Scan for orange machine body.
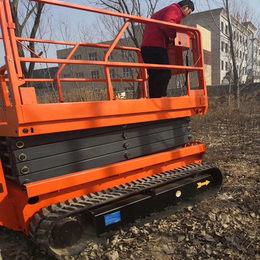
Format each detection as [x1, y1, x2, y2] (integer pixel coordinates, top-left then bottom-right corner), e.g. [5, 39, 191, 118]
[0, 0, 207, 235]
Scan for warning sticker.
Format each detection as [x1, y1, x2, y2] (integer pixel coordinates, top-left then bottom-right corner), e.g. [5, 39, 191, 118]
[104, 211, 121, 226]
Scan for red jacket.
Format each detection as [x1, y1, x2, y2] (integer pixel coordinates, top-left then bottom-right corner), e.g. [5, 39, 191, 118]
[141, 4, 184, 48]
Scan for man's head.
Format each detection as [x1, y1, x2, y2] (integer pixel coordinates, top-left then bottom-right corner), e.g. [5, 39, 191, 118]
[178, 0, 194, 17]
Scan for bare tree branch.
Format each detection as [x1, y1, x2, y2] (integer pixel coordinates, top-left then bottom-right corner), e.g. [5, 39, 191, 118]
[10, 1, 45, 79]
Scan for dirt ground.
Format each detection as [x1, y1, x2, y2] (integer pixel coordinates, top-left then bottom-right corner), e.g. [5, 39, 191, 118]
[0, 96, 259, 260]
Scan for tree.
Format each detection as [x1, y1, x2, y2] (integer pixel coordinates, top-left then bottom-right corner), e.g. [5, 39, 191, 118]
[87, 0, 162, 98]
[10, 0, 45, 78]
[196, 0, 257, 109]
[224, 0, 240, 108]
[92, 0, 160, 48]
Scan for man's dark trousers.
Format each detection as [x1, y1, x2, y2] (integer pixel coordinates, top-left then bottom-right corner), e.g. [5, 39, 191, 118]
[141, 46, 171, 98]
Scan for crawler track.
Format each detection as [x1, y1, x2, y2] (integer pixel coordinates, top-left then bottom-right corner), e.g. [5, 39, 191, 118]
[29, 164, 222, 259]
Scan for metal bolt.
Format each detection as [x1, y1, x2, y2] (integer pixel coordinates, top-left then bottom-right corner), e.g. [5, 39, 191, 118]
[122, 132, 128, 139]
[22, 128, 29, 134]
[18, 153, 27, 162]
[123, 142, 129, 149]
[21, 166, 30, 175]
[16, 141, 24, 149]
[124, 152, 130, 159]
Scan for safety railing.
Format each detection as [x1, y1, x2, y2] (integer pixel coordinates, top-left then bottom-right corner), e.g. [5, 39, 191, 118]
[0, 0, 207, 137]
[0, 0, 205, 102]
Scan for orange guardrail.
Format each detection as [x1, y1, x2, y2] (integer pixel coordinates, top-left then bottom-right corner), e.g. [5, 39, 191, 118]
[0, 0, 207, 137]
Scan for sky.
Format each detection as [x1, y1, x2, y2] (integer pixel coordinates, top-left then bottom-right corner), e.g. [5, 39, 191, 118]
[1, 0, 260, 67]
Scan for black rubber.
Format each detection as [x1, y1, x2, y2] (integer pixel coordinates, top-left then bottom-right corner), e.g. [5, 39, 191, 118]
[29, 164, 223, 259]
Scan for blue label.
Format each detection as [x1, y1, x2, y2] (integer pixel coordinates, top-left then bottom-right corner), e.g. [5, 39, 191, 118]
[104, 211, 121, 226]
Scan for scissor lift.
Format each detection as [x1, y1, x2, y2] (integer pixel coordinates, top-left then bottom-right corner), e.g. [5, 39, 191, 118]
[0, 0, 222, 258]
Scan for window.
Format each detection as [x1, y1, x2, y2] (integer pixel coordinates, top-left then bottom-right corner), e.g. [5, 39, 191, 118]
[121, 50, 131, 59]
[63, 74, 71, 77]
[123, 68, 132, 78]
[76, 72, 84, 78]
[104, 51, 113, 61]
[240, 35, 242, 43]
[221, 60, 224, 70]
[225, 62, 228, 71]
[225, 25, 228, 35]
[221, 22, 224, 32]
[91, 70, 99, 79]
[225, 43, 228, 53]
[110, 69, 115, 79]
[237, 49, 239, 57]
[237, 33, 239, 42]
[240, 51, 242, 59]
[245, 54, 247, 61]
[234, 31, 236, 40]
[89, 52, 98, 61]
[221, 41, 224, 52]
[74, 55, 82, 60]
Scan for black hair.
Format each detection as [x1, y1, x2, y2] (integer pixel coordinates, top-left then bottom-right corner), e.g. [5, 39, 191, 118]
[178, 0, 195, 11]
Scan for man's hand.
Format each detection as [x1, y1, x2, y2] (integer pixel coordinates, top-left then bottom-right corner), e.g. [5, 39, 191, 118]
[167, 37, 175, 46]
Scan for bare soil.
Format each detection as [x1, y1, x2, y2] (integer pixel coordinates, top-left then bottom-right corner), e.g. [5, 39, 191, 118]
[0, 96, 259, 260]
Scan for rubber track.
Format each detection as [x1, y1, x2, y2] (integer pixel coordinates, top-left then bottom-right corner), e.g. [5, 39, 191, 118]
[29, 164, 213, 253]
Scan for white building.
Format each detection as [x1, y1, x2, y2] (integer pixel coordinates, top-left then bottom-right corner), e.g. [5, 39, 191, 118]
[183, 8, 260, 85]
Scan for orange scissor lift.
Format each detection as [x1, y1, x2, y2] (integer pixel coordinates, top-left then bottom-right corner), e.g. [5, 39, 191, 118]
[0, 0, 222, 258]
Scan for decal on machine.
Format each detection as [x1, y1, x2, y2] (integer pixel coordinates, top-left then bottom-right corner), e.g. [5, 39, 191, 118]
[104, 211, 121, 226]
[197, 180, 210, 189]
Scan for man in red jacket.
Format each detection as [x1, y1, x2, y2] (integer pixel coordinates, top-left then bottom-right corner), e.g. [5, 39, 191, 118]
[141, 0, 194, 98]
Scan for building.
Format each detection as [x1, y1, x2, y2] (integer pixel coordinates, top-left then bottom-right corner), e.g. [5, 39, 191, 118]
[183, 8, 260, 85]
[56, 27, 212, 98]
[56, 37, 141, 96]
[55, 7, 260, 93]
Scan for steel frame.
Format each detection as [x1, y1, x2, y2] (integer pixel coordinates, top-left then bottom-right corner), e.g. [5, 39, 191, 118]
[0, 0, 208, 236]
[0, 0, 207, 137]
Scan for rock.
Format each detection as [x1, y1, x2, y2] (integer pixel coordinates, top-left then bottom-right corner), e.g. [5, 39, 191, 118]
[185, 246, 197, 257]
[164, 249, 175, 255]
[111, 235, 120, 247]
[106, 251, 119, 260]
[178, 235, 186, 242]
[130, 226, 139, 235]
[244, 191, 250, 196]
[250, 212, 256, 218]
[89, 251, 96, 259]
[206, 249, 212, 255]
[208, 212, 216, 221]
[224, 249, 233, 255]
[162, 244, 169, 251]
[123, 238, 135, 244]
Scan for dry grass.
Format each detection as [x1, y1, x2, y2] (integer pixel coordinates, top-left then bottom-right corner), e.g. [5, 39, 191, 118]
[36, 87, 138, 104]
[37, 88, 109, 103]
